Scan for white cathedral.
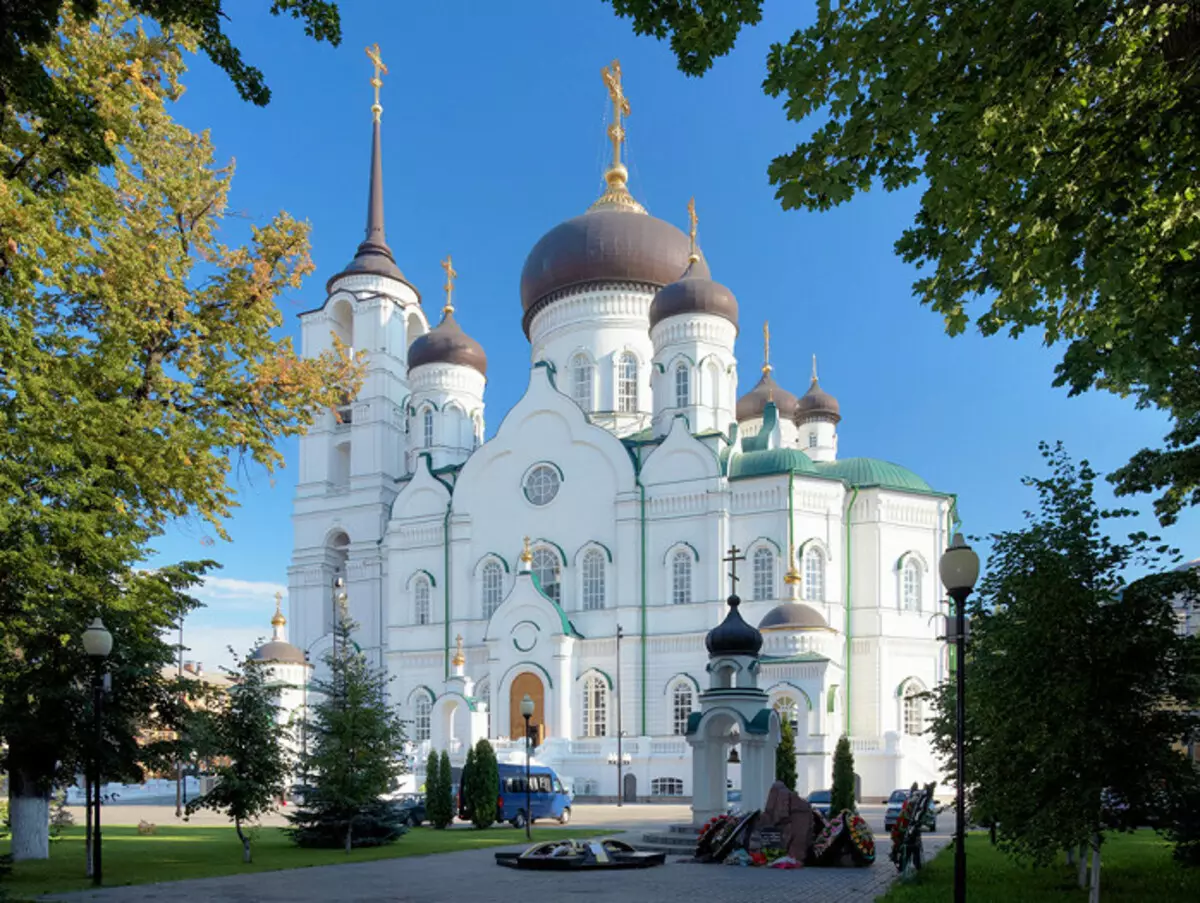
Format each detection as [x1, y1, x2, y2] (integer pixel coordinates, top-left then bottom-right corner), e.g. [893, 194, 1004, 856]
[263, 58, 959, 801]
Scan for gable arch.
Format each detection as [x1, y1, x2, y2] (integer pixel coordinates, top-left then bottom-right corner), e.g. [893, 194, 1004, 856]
[797, 537, 833, 561]
[474, 552, 510, 574]
[406, 684, 436, 705]
[664, 351, 697, 370]
[896, 676, 928, 697]
[663, 672, 702, 695]
[896, 549, 930, 572]
[766, 681, 814, 711]
[747, 536, 782, 555]
[532, 537, 567, 563]
[663, 541, 699, 565]
[405, 568, 437, 589]
[574, 541, 613, 564]
[576, 667, 613, 690]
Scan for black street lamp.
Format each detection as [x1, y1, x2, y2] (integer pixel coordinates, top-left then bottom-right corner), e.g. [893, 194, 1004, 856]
[81, 617, 113, 887]
[939, 532, 980, 903]
[615, 624, 623, 806]
[520, 693, 535, 840]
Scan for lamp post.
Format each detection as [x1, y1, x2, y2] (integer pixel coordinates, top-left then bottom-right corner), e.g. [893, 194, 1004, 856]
[82, 617, 113, 887]
[606, 750, 631, 802]
[939, 532, 980, 903]
[615, 624, 623, 805]
[520, 694, 534, 840]
[175, 615, 185, 818]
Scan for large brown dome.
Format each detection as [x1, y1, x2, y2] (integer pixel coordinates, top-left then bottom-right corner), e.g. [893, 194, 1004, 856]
[649, 263, 739, 330]
[407, 311, 487, 376]
[520, 207, 708, 336]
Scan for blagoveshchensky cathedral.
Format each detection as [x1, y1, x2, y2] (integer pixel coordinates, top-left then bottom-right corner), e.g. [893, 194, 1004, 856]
[261, 48, 958, 801]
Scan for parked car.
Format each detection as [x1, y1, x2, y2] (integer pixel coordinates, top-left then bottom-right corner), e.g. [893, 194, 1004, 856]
[883, 788, 938, 833]
[807, 789, 832, 818]
[458, 761, 572, 828]
[395, 794, 426, 827]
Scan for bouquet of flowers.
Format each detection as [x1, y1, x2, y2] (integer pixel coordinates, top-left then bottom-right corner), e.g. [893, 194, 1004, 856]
[811, 812, 845, 860]
[695, 814, 738, 861]
[846, 813, 875, 863]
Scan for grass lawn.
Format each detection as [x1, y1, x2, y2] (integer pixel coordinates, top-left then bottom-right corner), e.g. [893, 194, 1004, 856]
[2, 823, 610, 898]
[877, 831, 1199, 902]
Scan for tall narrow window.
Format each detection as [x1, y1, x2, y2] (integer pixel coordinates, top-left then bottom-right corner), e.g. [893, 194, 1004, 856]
[808, 432, 818, 449]
[707, 362, 720, 414]
[532, 547, 561, 604]
[902, 682, 924, 735]
[413, 576, 431, 625]
[414, 694, 432, 742]
[902, 559, 921, 612]
[582, 676, 607, 737]
[752, 547, 775, 601]
[672, 550, 693, 605]
[672, 683, 694, 736]
[422, 408, 434, 448]
[773, 695, 800, 737]
[482, 561, 503, 618]
[476, 679, 491, 737]
[674, 363, 690, 408]
[617, 352, 638, 413]
[803, 547, 825, 602]
[571, 354, 594, 412]
[582, 549, 606, 611]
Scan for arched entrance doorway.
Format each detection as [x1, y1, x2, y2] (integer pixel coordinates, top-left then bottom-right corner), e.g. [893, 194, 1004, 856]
[509, 672, 546, 742]
[623, 773, 637, 802]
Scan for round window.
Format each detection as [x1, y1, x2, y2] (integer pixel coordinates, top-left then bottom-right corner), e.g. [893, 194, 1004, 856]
[523, 464, 561, 506]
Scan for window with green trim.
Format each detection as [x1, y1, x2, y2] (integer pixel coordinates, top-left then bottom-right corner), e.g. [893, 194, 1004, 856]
[902, 559, 921, 612]
[672, 683, 694, 736]
[582, 676, 607, 737]
[524, 464, 561, 506]
[753, 547, 775, 601]
[672, 550, 692, 605]
[532, 546, 561, 603]
[414, 576, 431, 626]
[804, 547, 825, 602]
[674, 363, 690, 408]
[582, 549, 605, 611]
[413, 693, 432, 742]
[482, 561, 503, 618]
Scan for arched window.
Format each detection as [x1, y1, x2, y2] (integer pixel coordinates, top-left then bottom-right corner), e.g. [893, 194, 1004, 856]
[674, 363, 690, 408]
[651, 777, 684, 797]
[617, 352, 638, 413]
[581, 549, 606, 611]
[773, 695, 800, 736]
[753, 547, 775, 601]
[671, 550, 693, 605]
[422, 408, 434, 448]
[476, 679, 491, 737]
[482, 561, 503, 619]
[672, 683, 694, 736]
[902, 682, 925, 735]
[413, 576, 431, 625]
[413, 693, 432, 742]
[803, 547, 825, 602]
[902, 558, 922, 612]
[571, 354, 594, 412]
[532, 546, 561, 604]
[582, 676, 607, 737]
[706, 362, 720, 413]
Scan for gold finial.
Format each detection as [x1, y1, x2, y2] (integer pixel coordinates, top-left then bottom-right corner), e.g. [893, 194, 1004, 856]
[520, 536, 533, 565]
[762, 321, 772, 376]
[272, 591, 286, 626]
[366, 43, 388, 122]
[590, 59, 645, 214]
[452, 634, 465, 667]
[441, 254, 457, 315]
[812, 353, 818, 383]
[687, 197, 699, 263]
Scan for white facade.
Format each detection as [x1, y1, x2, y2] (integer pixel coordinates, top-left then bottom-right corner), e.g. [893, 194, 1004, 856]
[285, 87, 958, 803]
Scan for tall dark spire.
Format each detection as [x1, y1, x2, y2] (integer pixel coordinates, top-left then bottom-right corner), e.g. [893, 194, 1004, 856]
[326, 45, 415, 296]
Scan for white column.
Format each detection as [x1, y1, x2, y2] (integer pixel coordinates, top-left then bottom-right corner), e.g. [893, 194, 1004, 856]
[553, 637, 573, 738]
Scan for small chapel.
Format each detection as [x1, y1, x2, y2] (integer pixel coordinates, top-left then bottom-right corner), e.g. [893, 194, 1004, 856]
[278, 49, 958, 800]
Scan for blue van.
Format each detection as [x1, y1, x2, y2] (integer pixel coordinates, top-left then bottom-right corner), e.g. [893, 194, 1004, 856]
[459, 761, 572, 828]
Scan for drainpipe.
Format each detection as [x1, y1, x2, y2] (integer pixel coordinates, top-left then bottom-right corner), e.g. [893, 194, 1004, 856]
[844, 487, 859, 736]
[788, 471, 795, 561]
[637, 470, 648, 737]
[444, 500, 452, 681]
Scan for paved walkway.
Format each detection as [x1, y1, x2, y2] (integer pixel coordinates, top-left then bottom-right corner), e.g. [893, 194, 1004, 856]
[44, 835, 949, 903]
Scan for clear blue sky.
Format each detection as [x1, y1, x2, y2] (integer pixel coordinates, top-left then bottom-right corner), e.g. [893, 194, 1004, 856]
[149, 0, 1198, 667]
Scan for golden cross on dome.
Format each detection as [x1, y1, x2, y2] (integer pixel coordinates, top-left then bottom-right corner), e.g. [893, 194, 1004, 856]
[687, 197, 699, 263]
[272, 591, 285, 626]
[366, 43, 388, 121]
[763, 321, 774, 399]
[724, 545, 746, 588]
[452, 634, 465, 667]
[441, 254, 457, 315]
[602, 59, 630, 169]
[520, 536, 533, 565]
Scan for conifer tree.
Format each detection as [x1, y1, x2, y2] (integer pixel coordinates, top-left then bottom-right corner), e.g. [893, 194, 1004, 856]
[185, 651, 290, 863]
[461, 745, 477, 823]
[286, 614, 407, 851]
[424, 751, 446, 828]
[430, 751, 454, 830]
[775, 717, 798, 792]
[469, 739, 499, 829]
[831, 735, 857, 814]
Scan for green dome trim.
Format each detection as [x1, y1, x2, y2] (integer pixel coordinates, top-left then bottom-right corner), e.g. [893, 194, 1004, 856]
[728, 447, 816, 480]
[814, 457, 933, 493]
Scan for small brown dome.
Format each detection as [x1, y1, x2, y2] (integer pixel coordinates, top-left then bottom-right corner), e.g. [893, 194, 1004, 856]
[407, 311, 487, 376]
[649, 263, 739, 329]
[737, 371, 799, 422]
[250, 641, 307, 666]
[759, 603, 829, 631]
[520, 208, 709, 336]
[795, 378, 841, 424]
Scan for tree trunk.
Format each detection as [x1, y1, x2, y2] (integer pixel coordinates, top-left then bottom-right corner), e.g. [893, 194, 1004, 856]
[1077, 843, 1088, 888]
[236, 819, 251, 863]
[9, 766, 51, 861]
[1089, 835, 1102, 903]
[344, 819, 353, 854]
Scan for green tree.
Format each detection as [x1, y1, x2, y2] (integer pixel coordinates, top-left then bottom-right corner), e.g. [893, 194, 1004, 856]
[185, 651, 291, 863]
[287, 615, 408, 852]
[775, 717, 797, 792]
[0, 2, 356, 859]
[927, 443, 1200, 883]
[469, 738, 499, 829]
[424, 751, 446, 829]
[830, 735, 856, 815]
[1, 0, 342, 185]
[461, 743, 477, 823]
[608, 1, 1200, 526]
[431, 751, 454, 830]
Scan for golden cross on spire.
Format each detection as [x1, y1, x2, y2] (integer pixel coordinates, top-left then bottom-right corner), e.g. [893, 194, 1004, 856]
[272, 591, 285, 626]
[762, 321, 772, 375]
[366, 43, 388, 122]
[602, 59, 630, 170]
[812, 353, 819, 382]
[687, 197, 699, 263]
[441, 254, 457, 315]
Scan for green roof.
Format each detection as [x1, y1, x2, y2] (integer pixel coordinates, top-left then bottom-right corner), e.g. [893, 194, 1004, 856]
[739, 401, 779, 452]
[728, 447, 816, 480]
[814, 457, 933, 493]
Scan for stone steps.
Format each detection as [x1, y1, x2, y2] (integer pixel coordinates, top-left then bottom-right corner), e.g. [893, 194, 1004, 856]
[638, 824, 698, 855]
